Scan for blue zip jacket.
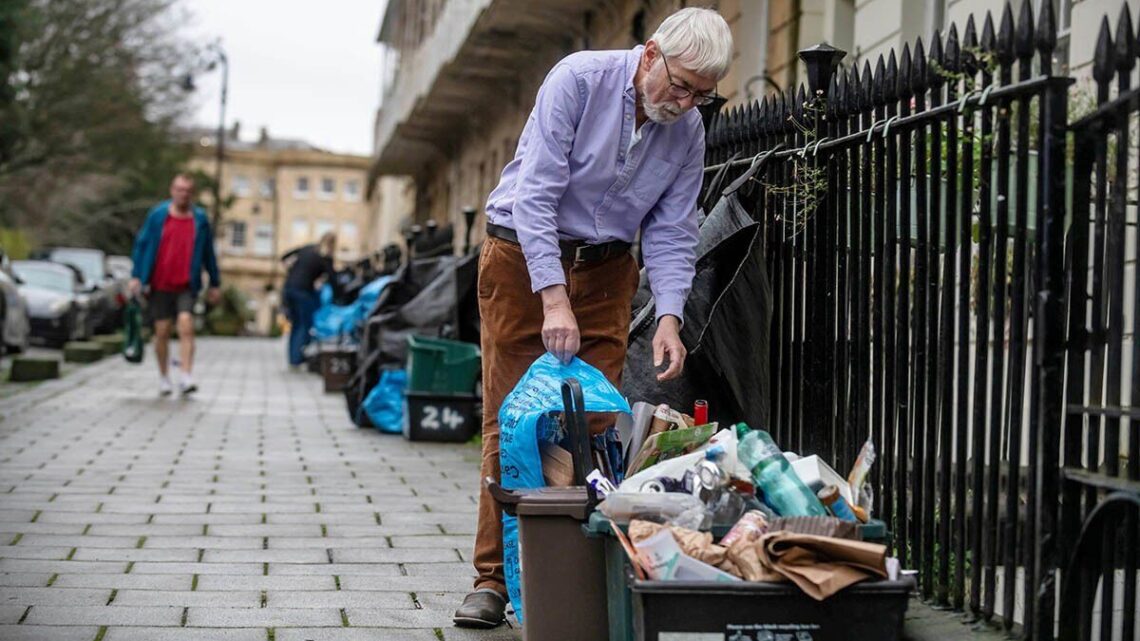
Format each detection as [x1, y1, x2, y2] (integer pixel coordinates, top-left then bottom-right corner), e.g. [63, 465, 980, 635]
[130, 200, 221, 294]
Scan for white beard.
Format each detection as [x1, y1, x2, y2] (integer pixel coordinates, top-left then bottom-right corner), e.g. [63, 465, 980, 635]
[639, 78, 684, 125]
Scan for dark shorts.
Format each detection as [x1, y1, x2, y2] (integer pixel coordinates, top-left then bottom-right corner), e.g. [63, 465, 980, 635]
[149, 289, 195, 322]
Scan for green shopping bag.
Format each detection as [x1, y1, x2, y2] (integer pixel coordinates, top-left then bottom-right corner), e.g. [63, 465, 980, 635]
[122, 299, 144, 364]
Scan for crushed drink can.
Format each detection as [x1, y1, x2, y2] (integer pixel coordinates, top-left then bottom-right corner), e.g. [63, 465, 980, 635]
[719, 509, 769, 547]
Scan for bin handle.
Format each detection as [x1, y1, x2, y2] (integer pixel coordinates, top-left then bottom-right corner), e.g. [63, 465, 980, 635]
[483, 476, 521, 517]
[560, 378, 598, 506]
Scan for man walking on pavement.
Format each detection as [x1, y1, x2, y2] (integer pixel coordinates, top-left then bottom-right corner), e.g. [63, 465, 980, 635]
[129, 173, 221, 396]
[454, 8, 733, 628]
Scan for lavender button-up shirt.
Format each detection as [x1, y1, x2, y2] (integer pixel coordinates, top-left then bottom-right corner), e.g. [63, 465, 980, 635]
[485, 45, 703, 321]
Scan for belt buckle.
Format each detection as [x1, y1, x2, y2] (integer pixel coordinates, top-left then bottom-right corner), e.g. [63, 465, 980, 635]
[574, 244, 588, 264]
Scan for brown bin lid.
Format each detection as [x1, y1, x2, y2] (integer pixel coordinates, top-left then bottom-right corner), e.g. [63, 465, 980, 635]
[514, 486, 592, 519]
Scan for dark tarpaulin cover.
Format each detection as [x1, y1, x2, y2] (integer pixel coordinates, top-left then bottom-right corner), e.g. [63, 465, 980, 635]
[344, 252, 480, 426]
[622, 193, 772, 429]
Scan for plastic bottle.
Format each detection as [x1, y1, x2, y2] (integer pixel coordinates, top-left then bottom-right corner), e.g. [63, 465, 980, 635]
[817, 484, 858, 522]
[737, 427, 828, 517]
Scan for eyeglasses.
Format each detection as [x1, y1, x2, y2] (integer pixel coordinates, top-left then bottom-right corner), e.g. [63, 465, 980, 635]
[660, 53, 718, 107]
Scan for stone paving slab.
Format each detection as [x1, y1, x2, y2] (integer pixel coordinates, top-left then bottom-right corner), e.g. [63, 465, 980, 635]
[0, 339, 518, 640]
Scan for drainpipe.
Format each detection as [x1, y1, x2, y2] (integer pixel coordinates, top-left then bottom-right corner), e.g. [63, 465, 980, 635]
[926, 0, 944, 41]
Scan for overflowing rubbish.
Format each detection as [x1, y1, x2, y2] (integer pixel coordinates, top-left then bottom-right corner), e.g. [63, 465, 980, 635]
[580, 389, 907, 609]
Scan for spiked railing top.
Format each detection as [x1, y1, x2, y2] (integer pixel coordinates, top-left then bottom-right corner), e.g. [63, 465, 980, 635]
[897, 44, 912, 97]
[872, 55, 887, 106]
[944, 24, 961, 74]
[1015, 0, 1035, 60]
[980, 12, 997, 77]
[884, 51, 899, 103]
[1114, 5, 1136, 73]
[928, 32, 946, 87]
[1094, 17, 1115, 83]
[961, 16, 978, 75]
[996, 4, 1016, 65]
[1037, 0, 1057, 58]
[911, 38, 928, 92]
[846, 65, 861, 114]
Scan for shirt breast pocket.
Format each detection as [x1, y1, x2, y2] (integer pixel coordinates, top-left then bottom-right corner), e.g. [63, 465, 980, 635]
[631, 156, 681, 204]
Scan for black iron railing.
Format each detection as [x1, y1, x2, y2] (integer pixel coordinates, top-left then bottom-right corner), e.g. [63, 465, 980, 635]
[702, 2, 1138, 639]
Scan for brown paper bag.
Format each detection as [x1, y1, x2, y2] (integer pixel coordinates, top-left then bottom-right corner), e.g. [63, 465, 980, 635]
[755, 532, 887, 600]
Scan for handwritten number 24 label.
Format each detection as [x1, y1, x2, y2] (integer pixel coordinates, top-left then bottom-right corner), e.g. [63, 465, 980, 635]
[421, 405, 465, 431]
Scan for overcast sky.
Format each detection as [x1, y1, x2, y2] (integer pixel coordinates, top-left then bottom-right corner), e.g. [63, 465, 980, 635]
[183, 0, 387, 156]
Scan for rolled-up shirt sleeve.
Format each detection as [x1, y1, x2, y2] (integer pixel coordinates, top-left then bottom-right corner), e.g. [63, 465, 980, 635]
[641, 122, 703, 322]
[513, 63, 583, 293]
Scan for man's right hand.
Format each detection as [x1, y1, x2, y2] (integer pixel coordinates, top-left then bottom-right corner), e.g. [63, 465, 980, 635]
[540, 285, 579, 364]
[128, 278, 142, 296]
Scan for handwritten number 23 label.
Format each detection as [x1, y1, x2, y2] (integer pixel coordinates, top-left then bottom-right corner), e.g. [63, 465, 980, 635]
[421, 405, 465, 431]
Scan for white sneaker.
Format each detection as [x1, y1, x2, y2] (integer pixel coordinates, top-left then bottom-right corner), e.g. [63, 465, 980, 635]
[179, 372, 197, 396]
[158, 377, 173, 397]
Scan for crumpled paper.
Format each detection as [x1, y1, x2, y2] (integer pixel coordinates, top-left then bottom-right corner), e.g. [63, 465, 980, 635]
[628, 519, 888, 600]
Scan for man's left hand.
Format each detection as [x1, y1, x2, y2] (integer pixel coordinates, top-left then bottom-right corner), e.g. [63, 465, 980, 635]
[652, 315, 685, 381]
[206, 287, 221, 306]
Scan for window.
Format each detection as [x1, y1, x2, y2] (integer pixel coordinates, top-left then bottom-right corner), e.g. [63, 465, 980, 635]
[253, 223, 274, 256]
[229, 221, 247, 249]
[319, 177, 336, 200]
[294, 176, 310, 198]
[339, 222, 358, 251]
[315, 219, 335, 240]
[292, 218, 309, 243]
[343, 180, 361, 202]
[260, 178, 275, 198]
[232, 175, 251, 197]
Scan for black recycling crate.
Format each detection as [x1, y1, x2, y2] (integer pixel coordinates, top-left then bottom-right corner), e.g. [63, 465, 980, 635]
[402, 392, 480, 442]
[319, 347, 357, 393]
[628, 569, 915, 641]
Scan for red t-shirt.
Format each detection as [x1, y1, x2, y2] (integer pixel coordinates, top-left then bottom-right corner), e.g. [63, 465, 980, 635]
[151, 214, 195, 292]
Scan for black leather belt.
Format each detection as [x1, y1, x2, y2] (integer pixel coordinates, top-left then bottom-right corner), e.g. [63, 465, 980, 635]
[486, 222, 631, 264]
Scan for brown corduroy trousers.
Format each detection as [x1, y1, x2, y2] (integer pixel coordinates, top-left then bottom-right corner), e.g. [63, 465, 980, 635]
[471, 236, 639, 596]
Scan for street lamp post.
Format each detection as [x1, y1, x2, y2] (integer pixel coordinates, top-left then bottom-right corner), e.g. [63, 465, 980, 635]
[212, 46, 229, 231]
[182, 42, 229, 229]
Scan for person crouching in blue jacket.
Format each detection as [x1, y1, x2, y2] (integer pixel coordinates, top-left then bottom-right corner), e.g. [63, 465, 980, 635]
[129, 173, 221, 397]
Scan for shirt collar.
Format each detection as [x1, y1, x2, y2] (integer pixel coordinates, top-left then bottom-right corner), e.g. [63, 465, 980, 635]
[624, 45, 643, 103]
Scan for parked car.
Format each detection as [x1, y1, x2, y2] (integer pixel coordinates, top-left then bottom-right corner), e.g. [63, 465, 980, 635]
[11, 260, 92, 347]
[37, 247, 119, 334]
[0, 253, 31, 355]
[106, 254, 133, 323]
[107, 255, 133, 281]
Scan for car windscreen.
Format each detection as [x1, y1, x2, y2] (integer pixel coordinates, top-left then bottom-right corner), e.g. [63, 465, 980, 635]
[50, 250, 105, 282]
[13, 265, 73, 294]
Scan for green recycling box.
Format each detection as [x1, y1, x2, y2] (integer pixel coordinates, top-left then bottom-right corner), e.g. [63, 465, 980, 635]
[405, 335, 480, 395]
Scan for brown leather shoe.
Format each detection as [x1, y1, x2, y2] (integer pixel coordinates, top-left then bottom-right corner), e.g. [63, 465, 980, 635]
[453, 589, 507, 628]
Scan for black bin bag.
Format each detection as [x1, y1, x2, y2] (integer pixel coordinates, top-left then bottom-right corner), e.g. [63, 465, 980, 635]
[622, 193, 772, 429]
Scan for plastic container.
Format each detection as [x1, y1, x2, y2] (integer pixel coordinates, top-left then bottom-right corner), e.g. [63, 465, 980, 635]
[738, 428, 829, 517]
[488, 483, 609, 641]
[402, 392, 479, 442]
[484, 378, 614, 641]
[584, 512, 895, 641]
[405, 335, 480, 394]
[628, 568, 915, 641]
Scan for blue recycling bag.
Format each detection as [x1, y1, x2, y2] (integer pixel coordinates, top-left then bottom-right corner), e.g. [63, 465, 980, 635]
[353, 275, 391, 327]
[312, 277, 392, 341]
[313, 284, 356, 340]
[362, 369, 407, 434]
[498, 354, 630, 622]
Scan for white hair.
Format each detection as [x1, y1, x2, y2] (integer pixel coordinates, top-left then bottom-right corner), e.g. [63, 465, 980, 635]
[651, 7, 734, 81]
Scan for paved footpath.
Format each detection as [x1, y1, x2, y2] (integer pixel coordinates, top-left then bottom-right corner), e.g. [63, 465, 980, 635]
[0, 338, 521, 641]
